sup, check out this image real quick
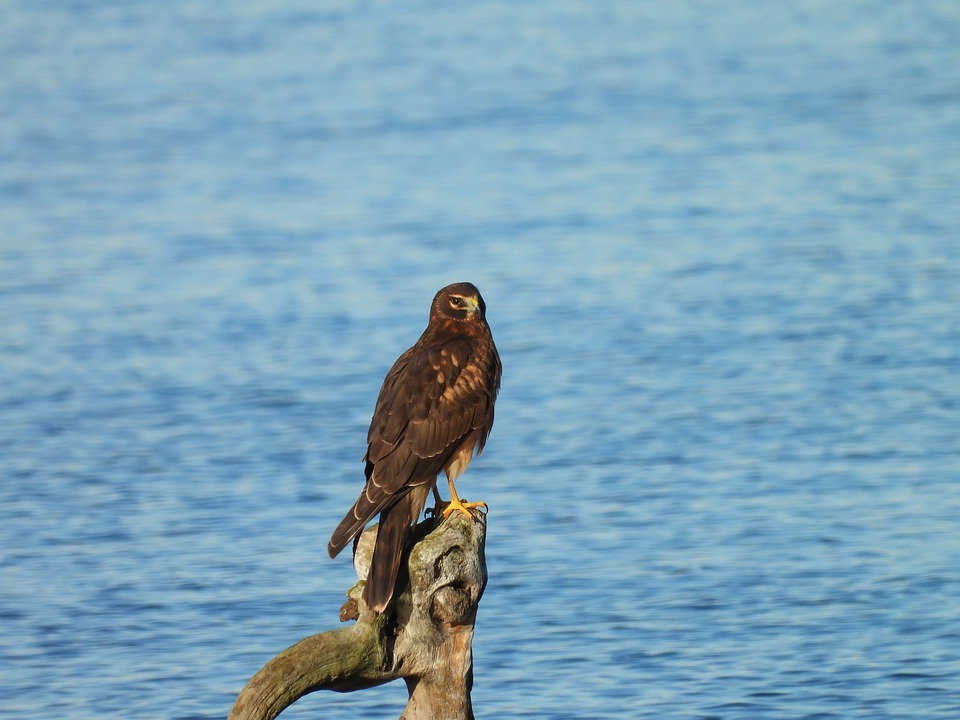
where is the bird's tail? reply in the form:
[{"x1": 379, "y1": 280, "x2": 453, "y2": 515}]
[{"x1": 363, "y1": 485, "x2": 429, "y2": 612}]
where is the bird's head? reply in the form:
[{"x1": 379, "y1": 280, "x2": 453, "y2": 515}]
[{"x1": 432, "y1": 282, "x2": 487, "y2": 323}]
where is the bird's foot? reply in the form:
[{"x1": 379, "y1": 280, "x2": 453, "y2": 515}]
[{"x1": 441, "y1": 495, "x2": 487, "y2": 519}]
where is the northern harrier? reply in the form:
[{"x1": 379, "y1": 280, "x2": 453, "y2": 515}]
[{"x1": 328, "y1": 282, "x2": 501, "y2": 612}]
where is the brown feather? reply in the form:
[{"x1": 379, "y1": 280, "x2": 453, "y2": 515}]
[
  {"x1": 327, "y1": 282, "x2": 501, "y2": 611},
  {"x1": 363, "y1": 485, "x2": 430, "y2": 612}
]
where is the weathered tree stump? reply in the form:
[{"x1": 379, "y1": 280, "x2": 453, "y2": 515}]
[{"x1": 228, "y1": 509, "x2": 487, "y2": 720}]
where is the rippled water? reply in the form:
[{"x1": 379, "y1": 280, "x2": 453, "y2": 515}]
[{"x1": 2, "y1": 2, "x2": 959, "y2": 718}]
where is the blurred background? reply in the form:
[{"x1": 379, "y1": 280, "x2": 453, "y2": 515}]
[{"x1": 1, "y1": 1, "x2": 958, "y2": 718}]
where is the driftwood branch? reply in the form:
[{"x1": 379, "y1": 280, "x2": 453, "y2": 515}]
[{"x1": 228, "y1": 510, "x2": 488, "y2": 720}]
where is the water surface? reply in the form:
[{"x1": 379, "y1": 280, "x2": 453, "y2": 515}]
[{"x1": 2, "y1": 2, "x2": 959, "y2": 718}]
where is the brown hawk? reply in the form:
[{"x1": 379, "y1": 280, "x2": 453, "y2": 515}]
[{"x1": 328, "y1": 282, "x2": 501, "y2": 612}]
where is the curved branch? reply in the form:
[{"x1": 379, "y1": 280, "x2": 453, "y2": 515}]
[
  {"x1": 228, "y1": 510, "x2": 487, "y2": 720},
  {"x1": 228, "y1": 618, "x2": 390, "y2": 720}
]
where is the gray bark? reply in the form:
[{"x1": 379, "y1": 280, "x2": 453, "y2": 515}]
[{"x1": 228, "y1": 510, "x2": 487, "y2": 720}]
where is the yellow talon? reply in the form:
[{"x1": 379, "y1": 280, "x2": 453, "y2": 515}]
[
  {"x1": 441, "y1": 496, "x2": 486, "y2": 518},
  {"x1": 440, "y1": 479, "x2": 486, "y2": 518}
]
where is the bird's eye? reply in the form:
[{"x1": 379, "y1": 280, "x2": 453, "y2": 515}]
[{"x1": 450, "y1": 297, "x2": 464, "y2": 308}]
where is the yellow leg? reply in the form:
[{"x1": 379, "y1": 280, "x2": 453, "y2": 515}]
[{"x1": 441, "y1": 479, "x2": 486, "y2": 518}]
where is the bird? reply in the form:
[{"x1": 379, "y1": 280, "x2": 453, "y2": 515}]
[{"x1": 328, "y1": 282, "x2": 501, "y2": 613}]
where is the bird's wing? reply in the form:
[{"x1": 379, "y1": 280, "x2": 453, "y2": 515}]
[{"x1": 327, "y1": 333, "x2": 497, "y2": 558}]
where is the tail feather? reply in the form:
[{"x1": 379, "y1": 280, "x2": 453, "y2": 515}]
[{"x1": 362, "y1": 485, "x2": 429, "y2": 612}]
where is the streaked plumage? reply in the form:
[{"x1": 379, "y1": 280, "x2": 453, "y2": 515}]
[{"x1": 328, "y1": 282, "x2": 501, "y2": 612}]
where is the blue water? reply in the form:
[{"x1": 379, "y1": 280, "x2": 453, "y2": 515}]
[{"x1": 2, "y1": 2, "x2": 959, "y2": 718}]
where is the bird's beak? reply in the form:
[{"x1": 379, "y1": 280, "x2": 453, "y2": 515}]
[{"x1": 465, "y1": 296, "x2": 480, "y2": 313}]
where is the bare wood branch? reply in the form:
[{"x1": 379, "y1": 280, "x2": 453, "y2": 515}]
[{"x1": 228, "y1": 509, "x2": 487, "y2": 720}]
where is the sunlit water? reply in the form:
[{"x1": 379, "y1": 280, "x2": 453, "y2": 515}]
[{"x1": 2, "y1": 2, "x2": 959, "y2": 718}]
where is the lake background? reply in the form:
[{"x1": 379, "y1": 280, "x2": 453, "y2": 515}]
[{"x1": 2, "y1": 1, "x2": 959, "y2": 718}]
